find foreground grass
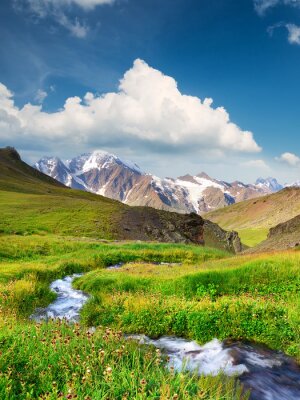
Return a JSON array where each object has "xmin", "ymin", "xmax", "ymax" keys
[
  {"xmin": 0, "ymin": 236, "xmax": 226, "ymax": 318},
  {"xmin": 1, "ymin": 235, "xmax": 244, "ymax": 399},
  {"xmin": 0, "ymin": 320, "xmax": 248, "ymax": 400},
  {"xmin": 1, "ymin": 234, "xmax": 299, "ymax": 398}
]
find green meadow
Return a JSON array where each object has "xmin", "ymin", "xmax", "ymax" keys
[{"xmin": 0, "ymin": 233, "xmax": 299, "ymax": 399}]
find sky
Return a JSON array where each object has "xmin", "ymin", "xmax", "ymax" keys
[{"xmin": 0, "ymin": 0, "xmax": 300, "ymax": 183}]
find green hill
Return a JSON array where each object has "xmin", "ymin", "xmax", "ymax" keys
[
  {"xmin": 205, "ymin": 188, "xmax": 300, "ymax": 246},
  {"xmin": 249, "ymin": 214, "xmax": 300, "ymax": 252},
  {"xmin": 0, "ymin": 147, "xmax": 241, "ymax": 252}
]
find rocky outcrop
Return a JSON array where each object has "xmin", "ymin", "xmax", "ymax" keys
[
  {"xmin": 119, "ymin": 209, "xmax": 242, "ymax": 253},
  {"xmin": 203, "ymin": 220, "xmax": 243, "ymax": 253}
]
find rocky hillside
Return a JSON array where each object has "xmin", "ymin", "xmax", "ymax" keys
[
  {"xmin": 247, "ymin": 214, "xmax": 300, "ymax": 252},
  {"xmin": 34, "ymin": 151, "xmax": 283, "ymax": 215},
  {"xmin": 206, "ymin": 187, "xmax": 300, "ymax": 247},
  {"xmin": 0, "ymin": 147, "xmax": 241, "ymax": 253}
]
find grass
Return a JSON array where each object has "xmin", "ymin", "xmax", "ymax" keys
[
  {"xmin": 0, "ymin": 235, "xmax": 244, "ymax": 399},
  {"xmin": 0, "ymin": 190, "xmax": 122, "ymax": 238},
  {"xmin": 75, "ymin": 251, "xmax": 300, "ymax": 359},
  {"xmin": 1, "ymin": 233, "xmax": 299, "ymax": 398},
  {"xmin": 0, "ymin": 321, "xmax": 247, "ymax": 400},
  {"xmin": 234, "ymin": 228, "xmax": 269, "ymax": 247}
]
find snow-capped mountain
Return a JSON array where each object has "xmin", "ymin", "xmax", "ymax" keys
[
  {"xmin": 286, "ymin": 181, "xmax": 300, "ymax": 188},
  {"xmin": 34, "ymin": 150, "xmax": 285, "ymax": 215},
  {"xmin": 255, "ymin": 177, "xmax": 283, "ymax": 192},
  {"xmin": 34, "ymin": 157, "xmax": 86, "ymax": 190}
]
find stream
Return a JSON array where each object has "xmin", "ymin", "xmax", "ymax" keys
[
  {"xmin": 31, "ymin": 272, "xmax": 300, "ymax": 400},
  {"xmin": 30, "ymin": 274, "xmax": 89, "ymax": 322}
]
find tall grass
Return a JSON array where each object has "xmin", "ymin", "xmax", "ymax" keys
[
  {"xmin": 0, "ymin": 321, "xmax": 248, "ymax": 399},
  {"xmin": 75, "ymin": 252, "xmax": 300, "ymax": 359}
]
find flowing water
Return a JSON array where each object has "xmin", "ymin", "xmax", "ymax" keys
[
  {"xmin": 128, "ymin": 335, "xmax": 300, "ymax": 400},
  {"xmin": 31, "ymin": 271, "xmax": 300, "ymax": 400},
  {"xmin": 30, "ymin": 274, "xmax": 89, "ymax": 322}
]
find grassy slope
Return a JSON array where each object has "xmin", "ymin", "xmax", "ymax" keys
[
  {"xmin": 0, "ymin": 190, "xmax": 123, "ymax": 238},
  {"xmin": 205, "ymin": 188, "xmax": 300, "ymax": 246},
  {"xmin": 0, "ymin": 236, "xmax": 249, "ymax": 400},
  {"xmin": 0, "ymin": 147, "xmax": 132, "ymax": 238}
]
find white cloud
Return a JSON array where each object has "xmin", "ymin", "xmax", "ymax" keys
[
  {"xmin": 276, "ymin": 152, "xmax": 300, "ymax": 166},
  {"xmin": 64, "ymin": 0, "xmax": 115, "ymax": 9},
  {"xmin": 254, "ymin": 0, "xmax": 300, "ymax": 14},
  {"xmin": 242, "ymin": 159, "xmax": 270, "ymax": 169},
  {"xmin": 267, "ymin": 22, "xmax": 300, "ymax": 46},
  {"xmin": 254, "ymin": 0, "xmax": 280, "ymax": 15},
  {"xmin": 0, "ymin": 59, "xmax": 261, "ymax": 155},
  {"xmin": 19, "ymin": 0, "xmax": 115, "ymax": 13},
  {"xmin": 286, "ymin": 23, "xmax": 300, "ymax": 44},
  {"xmin": 13, "ymin": 0, "xmax": 115, "ymax": 38},
  {"xmin": 34, "ymin": 89, "xmax": 48, "ymax": 104},
  {"xmin": 55, "ymin": 13, "xmax": 89, "ymax": 38}
]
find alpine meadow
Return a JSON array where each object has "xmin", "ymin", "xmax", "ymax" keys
[{"xmin": 1, "ymin": 1, "xmax": 300, "ymax": 399}]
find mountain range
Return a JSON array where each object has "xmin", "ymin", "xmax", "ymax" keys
[
  {"xmin": 34, "ymin": 150, "xmax": 295, "ymax": 215},
  {"xmin": 0, "ymin": 146, "xmax": 242, "ymax": 253}
]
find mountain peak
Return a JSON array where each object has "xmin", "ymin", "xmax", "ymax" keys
[
  {"xmin": 0, "ymin": 146, "xmax": 21, "ymax": 162},
  {"xmin": 255, "ymin": 177, "xmax": 283, "ymax": 192},
  {"xmin": 196, "ymin": 172, "xmax": 213, "ymax": 180}
]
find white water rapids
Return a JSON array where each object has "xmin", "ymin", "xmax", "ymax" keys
[
  {"xmin": 31, "ymin": 274, "xmax": 89, "ymax": 322},
  {"xmin": 30, "ymin": 272, "xmax": 300, "ymax": 400}
]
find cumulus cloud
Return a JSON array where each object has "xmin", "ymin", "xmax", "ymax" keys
[
  {"xmin": 0, "ymin": 59, "xmax": 261, "ymax": 155},
  {"xmin": 276, "ymin": 152, "xmax": 300, "ymax": 166},
  {"xmin": 34, "ymin": 89, "xmax": 48, "ymax": 104},
  {"xmin": 242, "ymin": 159, "xmax": 270, "ymax": 169},
  {"xmin": 13, "ymin": 0, "xmax": 115, "ymax": 38}
]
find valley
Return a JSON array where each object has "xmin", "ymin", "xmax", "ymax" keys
[
  {"xmin": 2, "ymin": 1, "xmax": 300, "ymax": 398},
  {"xmin": 0, "ymin": 147, "xmax": 300, "ymax": 399}
]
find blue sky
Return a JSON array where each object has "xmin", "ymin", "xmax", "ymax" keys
[{"xmin": 0, "ymin": 0, "xmax": 300, "ymax": 183}]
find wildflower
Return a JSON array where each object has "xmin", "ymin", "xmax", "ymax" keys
[
  {"xmin": 99, "ymin": 350, "xmax": 105, "ymax": 357},
  {"xmin": 105, "ymin": 366, "xmax": 112, "ymax": 375}
]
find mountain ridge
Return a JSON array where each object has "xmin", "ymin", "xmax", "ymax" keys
[{"xmin": 34, "ymin": 150, "xmax": 287, "ymax": 215}]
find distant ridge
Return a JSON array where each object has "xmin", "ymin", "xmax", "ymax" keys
[
  {"xmin": 34, "ymin": 150, "xmax": 286, "ymax": 215},
  {"xmin": 206, "ymin": 187, "xmax": 300, "ymax": 247}
]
